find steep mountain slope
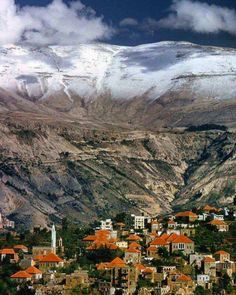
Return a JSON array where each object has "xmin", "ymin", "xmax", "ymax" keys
[
  {"xmin": 0, "ymin": 120, "xmax": 235, "ymax": 228},
  {"xmin": 0, "ymin": 41, "xmax": 235, "ymax": 227}
]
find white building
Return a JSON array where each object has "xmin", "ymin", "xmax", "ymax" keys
[
  {"xmin": 100, "ymin": 219, "xmax": 113, "ymax": 231},
  {"xmin": 132, "ymin": 214, "xmax": 150, "ymax": 229},
  {"xmin": 197, "ymin": 274, "xmax": 210, "ymax": 286}
]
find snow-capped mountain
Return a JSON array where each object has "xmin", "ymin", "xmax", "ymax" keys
[
  {"xmin": 0, "ymin": 41, "xmax": 236, "ymax": 128},
  {"xmin": 1, "ymin": 41, "xmax": 236, "ymax": 101}
]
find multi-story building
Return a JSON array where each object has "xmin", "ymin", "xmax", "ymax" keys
[{"xmin": 100, "ymin": 219, "xmax": 113, "ymax": 231}]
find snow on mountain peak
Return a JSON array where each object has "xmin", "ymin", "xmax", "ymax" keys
[{"xmin": 0, "ymin": 41, "xmax": 236, "ymax": 102}]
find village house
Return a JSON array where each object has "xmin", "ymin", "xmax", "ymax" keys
[
  {"xmin": 208, "ymin": 219, "xmax": 229, "ymax": 232},
  {"xmin": 202, "ymin": 256, "xmax": 216, "ymax": 279},
  {"xmin": 13, "ymin": 244, "xmax": 29, "ymax": 254},
  {"xmin": 151, "ymin": 220, "xmax": 162, "ymax": 233},
  {"xmin": 175, "ymin": 211, "xmax": 198, "ymax": 223},
  {"xmin": 169, "ymin": 235, "xmax": 194, "ymax": 255},
  {"xmin": 167, "ymin": 220, "xmax": 178, "ymax": 229},
  {"xmin": 115, "ymin": 240, "xmax": 128, "ymax": 249},
  {"xmin": 0, "ymin": 248, "xmax": 19, "ymax": 263},
  {"xmin": 38, "ymin": 253, "xmax": 64, "ymax": 271},
  {"xmin": 83, "ymin": 229, "xmax": 118, "ymax": 251},
  {"xmin": 100, "ymin": 219, "xmax": 113, "ymax": 231},
  {"xmin": 214, "ymin": 250, "xmax": 234, "ymax": 277},
  {"xmin": 132, "ymin": 214, "xmax": 151, "ymax": 230},
  {"xmin": 124, "ymin": 247, "xmax": 141, "ymax": 264},
  {"xmin": 214, "ymin": 250, "xmax": 231, "ymax": 263},
  {"xmin": 25, "ymin": 266, "xmax": 43, "ymax": 281},
  {"xmin": 64, "ymin": 269, "xmax": 90, "ymax": 294},
  {"xmin": 32, "ymin": 246, "xmax": 53, "ymax": 257},
  {"xmin": 197, "ymin": 274, "xmax": 211, "ymax": 289},
  {"xmin": 126, "ymin": 233, "xmax": 142, "ymax": 242},
  {"xmin": 11, "ymin": 270, "xmax": 32, "ymax": 283},
  {"xmin": 168, "ymin": 273, "xmax": 195, "ymax": 295},
  {"xmin": 202, "ymin": 205, "xmax": 222, "ymax": 213}
]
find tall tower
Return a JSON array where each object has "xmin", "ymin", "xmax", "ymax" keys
[{"xmin": 51, "ymin": 224, "xmax": 56, "ymax": 254}]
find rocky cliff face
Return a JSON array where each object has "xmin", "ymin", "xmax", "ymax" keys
[
  {"xmin": 0, "ymin": 118, "xmax": 235, "ymax": 228},
  {"xmin": 0, "ymin": 41, "xmax": 235, "ymax": 227}
]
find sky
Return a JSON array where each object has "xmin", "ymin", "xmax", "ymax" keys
[{"xmin": 2, "ymin": 0, "xmax": 236, "ymax": 47}]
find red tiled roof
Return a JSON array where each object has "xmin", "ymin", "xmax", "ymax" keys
[
  {"xmin": 25, "ymin": 266, "xmax": 42, "ymax": 275},
  {"xmin": 172, "ymin": 235, "xmax": 193, "ymax": 244},
  {"xmin": 83, "ymin": 235, "xmax": 96, "ymax": 241},
  {"xmin": 11, "ymin": 271, "xmax": 32, "ymax": 279},
  {"xmin": 135, "ymin": 263, "xmax": 146, "ymax": 271},
  {"xmin": 0, "ymin": 248, "xmax": 15, "ymax": 255},
  {"xmin": 125, "ymin": 247, "xmax": 141, "ymax": 253},
  {"xmin": 150, "ymin": 237, "xmax": 168, "ymax": 246},
  {"xmin": 86, "ymin": 241, "xmax": 118, "ymax": 251},
  {"xmin": 147, "ymin": 246, "xmax": 157, "ymax": 252},
  {"xmin": 33, "ymin": 255, "xmax": 44, "ymax": 261},
  {"xmin": 14, "ymin": 245, "xmax": 28, "ymax": 251},
  {"xmin": 215, "ymin": 250, "xmax": 230, "ymax": 255},
  {"xmin": 203, "ymin": 256, "xmax": 215, "ymax": 263},
  {"xmin": 108, "ymin": 257, "xmax": 126, "ymax": 268},
  {"xmin": 127, "ymin": 234, "xmax": 142, "ymax": 241},
  {"xmin": 144, "ymin": 267, "xmax": 153, "ymax": 274},
  {"xmin": 208, "ymin": 219, "xmax": 226, "ymax": 226},
  {"xmin": 203, "ymin": 205, "xmax": 220, "ymax": 212},
  {"xmin": 96, "ymin": 262, "xmax": 110, "ymax": 270},
  {"xmin": 178, "ymin": 274, "xmax": 192, "ymax": 281},
  {"xmin": 39, "ymin": 253, "xmax": 63, "ymax": 263},
  {"xmin": 129, "ymin": 242, "xmax": 141, "ymax": 249},
  {"xmin": 175, "ymin": 211, "xmax": 198, "ymax": 218},
  {"xmin": 160, "ymin": 233, "xmax": 169, "ymax": 240},
  {"xmin": 165, "ymin": 233, "xmax": 179, "ymax": 243}
]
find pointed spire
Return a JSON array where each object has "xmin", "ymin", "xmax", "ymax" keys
[{"xmin": 51, "ymin": 224, "xmax": 56, "ymax": 254}]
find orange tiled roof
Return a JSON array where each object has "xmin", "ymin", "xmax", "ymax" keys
[
  {"xmin": 108, "ymin": 257, "xmax": 126, "ymax": 268},
  {"xmin": 127, "ymin": 234, "xmax": 142, "ymax": 241},
  {"xmin": 203, "ymin": 256, "xmax": 215, "ymax": 263},
  {"xmin": 208, "ymin": 219, "xmax": 226, "ymax": 226},
  {"xmin": 165, "ymin": 233, "xmax": 179, "ymax": 243},
  {"xmin": 25, "ymin": 266, "xmax": 42, "ymax": 274},
  {"xmin": 39, "ymin": 253, "xmax": 63, "ymax": 263},
  {"xmin": 86, "ymin": 241, "xmax": 118, "ymax": 251},
  {"xmin": 151, "ymin": 220, "xmax": 159, "ymax": 224},
  {"xmin": 175, "ymin": 211, "xmax": 198, "ymax": 218},
  {"xmin": 144, "ymin": 267, "xmax": 153, "ymax": 274},
  {"xmin": 83, "ymin": 235, "xmax": 97, "ymax": 241},
  {"xmin": 96, "ymin": 262, "xmax": 110, "ymax": 270},
  {"xmin": 203, "ymin": 205, "xmax": 221, "ymax": 212},
  {"xmin": 0, "ymin": 248, "xmax": 15, "ymax": 255},
  {"xmin": 177, "ymin": 274, "xmax": 192, "ymax": 281},
  {"xmin": 168, "ymin": 220, "xmax": 176, "ymax": 224},
  {"xmin": 129, "ymin": 242, "xmax": 141, "ymax": 249},
  {"xmin": 33, "ymin": 255, "xmax": 45, "ymax": 261},
  {"xmin": 125, "ymin": 247, "xmax": 141, "ymax": 253},
  {"xmin": 172, "ymin": 235, "xmax": 193, "ymax": 244},
  {"xmin": 135, "ymin": 263, "xmax": 146, "ymax": 271},
  {"xmin": 11, "ymin": 271, "xmax": 32, "ymax": 279},
  {"xmin": 215, "ymin": 250, "xmax": 230, "ymax": 255},
  {"xmin": 147, "ymin": 246, "xmax": 157, "ymax": 252},
  {"xmin": 151, "ymin": 237, "xmax": 168, "ymax": 246},
  {"xmin": 14, "ymin": 245, "xmax": 28, "ymax": 250},
  {"xmin": 160, "ymin": 233, "xmax": 169, "ymax": 240}
]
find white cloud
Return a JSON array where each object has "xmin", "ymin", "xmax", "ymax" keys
[
  {"xmin": 158, "ymin": 0, "xmax": 236, "ymax": 35},
  {"xmin": 119, "ymin": 18, "xmax": 138, "ymax": 27},
  {"xmin": 0, "ymin": 0, "xmax": 112, "ymax": 45}
]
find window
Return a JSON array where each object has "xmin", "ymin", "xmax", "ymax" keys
[{"xmin": 178, "ymin": 243, "xmax": 185, "ymax": 249}]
